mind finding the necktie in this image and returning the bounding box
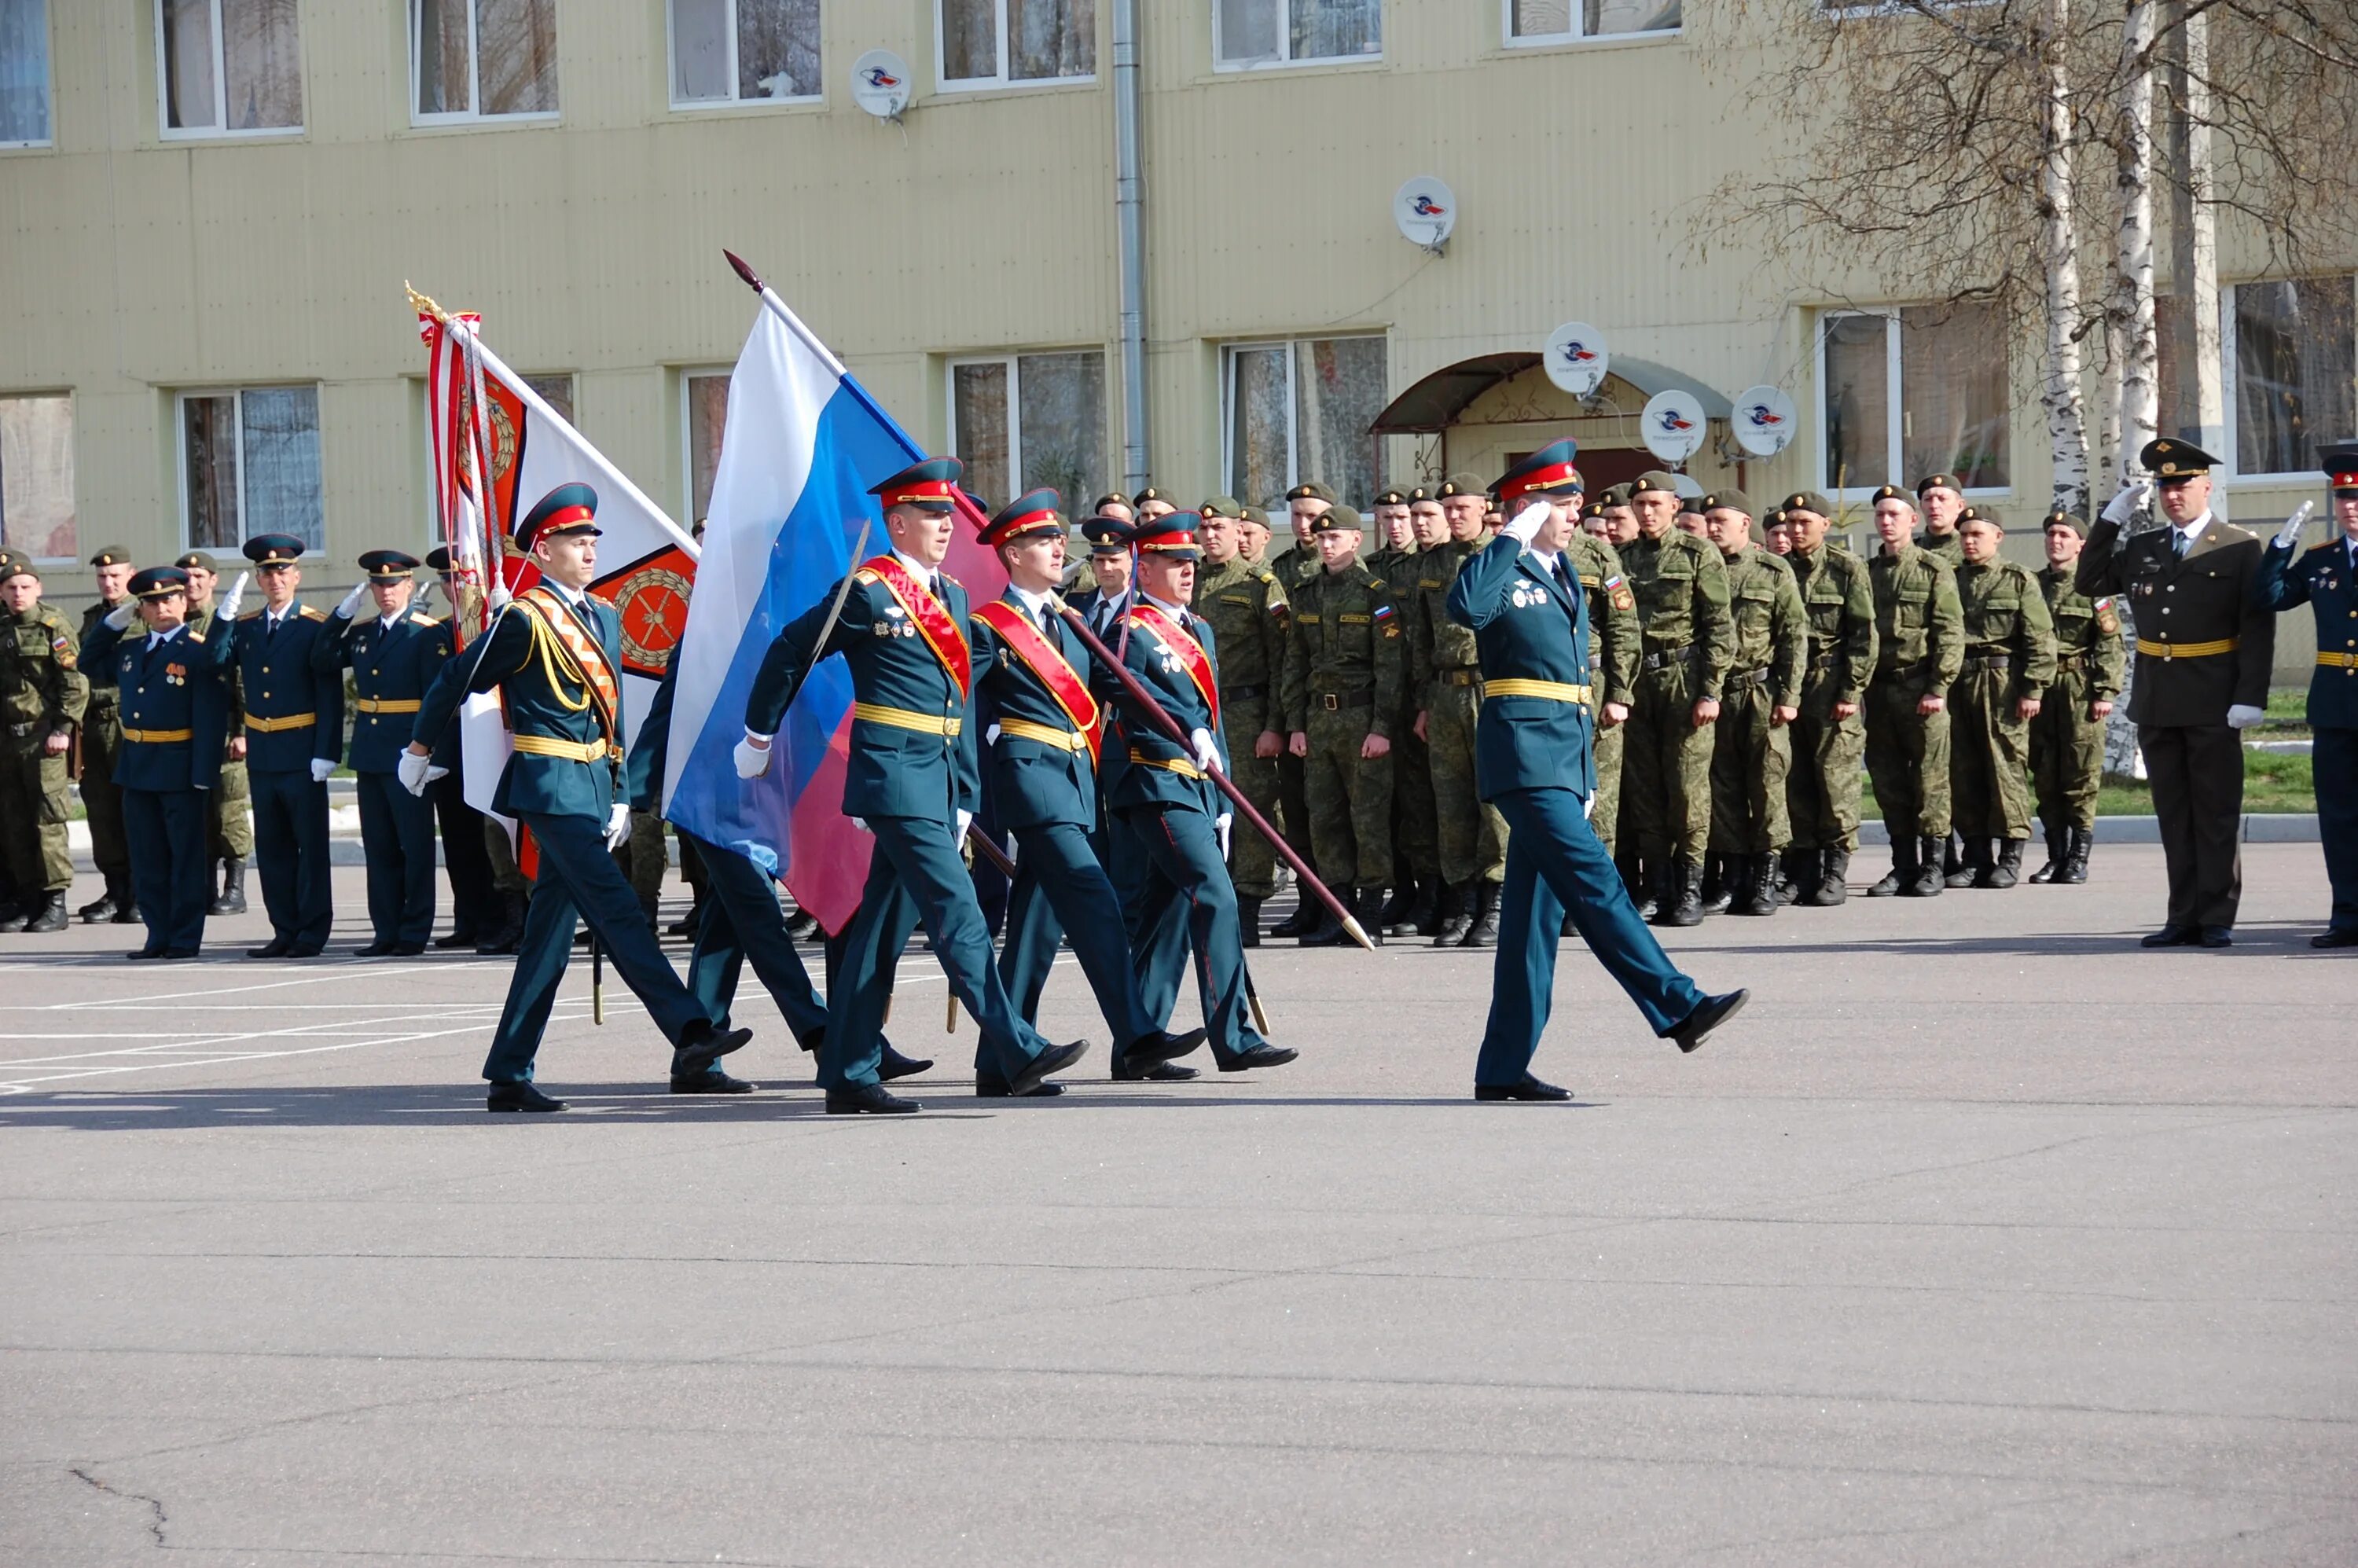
[2172,530,2189,560]
[1553,559,1574,597]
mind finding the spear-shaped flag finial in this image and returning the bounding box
[723,249,766,294]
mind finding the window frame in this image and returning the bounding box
[941,349,1111,512]
[2220,274,2358,485]
[1219,334,1389,508]
[0,0,54,149]
[1213,0,1385,73]
[679,365,733,527]
[1813,307,2011,501]
[934,0,1097,94]
[0,389,76,564]
[1500,0,1680,50]
[666,0,823,112]
[174,384,325,554]
[408,0,560,128]
[153,0,307,142]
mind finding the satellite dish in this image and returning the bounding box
[1673,473,1706,500]
[1732,384,1798,457]
[1641,390,1708,464]
[851,49,913,120]
[1543,321,1610,398]
[1393,177,1456,253]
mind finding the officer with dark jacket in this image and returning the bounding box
[75,545,138,924]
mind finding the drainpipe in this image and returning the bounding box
[1113,0,1148,491]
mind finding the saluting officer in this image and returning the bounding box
[1411,476,1515,946]
[971,490,1205,1088]
[1700,490,1806,916]
[313,550,453,955]
[1449,445,1745,1103]
[210,534,341,957]
[2252,442,2358,947]
[1948,507,2056,889]
[2081,440,2274,946]
[2028,509,2126,885]
[178,551,254,917]
[1188,496,1290,943]
[0,558,86,934]
[738,457,1085,1114]
[76,545,138,924]
[81,567,230,959]
[1863,484,1964,899]
[1779,492,1880,906]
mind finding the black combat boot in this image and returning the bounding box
[2062,824,2092,883]
[0,895,30,933]
[2028,818,2065,883]
[1617,852,1654,920]
[1961,838,1994,888]
[110,874,141,924]
[1774,846,1809,907]
[476,892,527,955]
[637,890,662,932]
[1461,880,1501,948]
[1379,882,1419,938]
[23,890,68,934]
[1657,858,1704,927]
[1298,885,1350,946]
[1432,882,1471,946]
[1730,854,1778,916]
[1356,883,1388,946]
[1698,853,1731,915]
[1269,890,1322,938]
[1237,894,1262,949]
[208,856,247,916]
[1807,847,1849,907]
[76,876,119,923]
[1905,835,1945,897]
[1868,835,1915,897]
[1984,838,2024,890]
[1944,832,1976,889]
[666,890,708,938]
[1409,877,1442,937]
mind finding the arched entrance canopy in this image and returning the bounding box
[1370,353,1734,435]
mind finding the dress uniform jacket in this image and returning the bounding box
[314,606,453,947]
[212,601,343,949]
[81,617,230,954]
[2255,533,2358,938]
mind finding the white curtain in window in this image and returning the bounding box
[1295,337,1386,509]
[942,0,996,81]
[0,0,48,144]
[0,395,75,560]
[1901,302,2010,490]
[738,0,821,98]
[184,396,241,551]
[1822,315,1890,491]
[1229,347,1290,505]
[953,362,1012,514]
[2234,277,2356,477]
[222,0,302,129]
[1290,0,1379,61]
[1016,352,1105,509]
[1586,0,1677,35]
[1010,0,1093,79]
[414,0,470,114]
[239,387,323,550]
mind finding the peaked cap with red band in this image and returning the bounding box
[871,456,964,514]
[979,487,1065,548]
[1129,510,1203,560]
[2320,441,2358,494]
[516,482,601,553]
[1494,439,1585,505]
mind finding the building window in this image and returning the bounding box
[1817,304,2010,495]
[521,373,575,427]
[156,0,303,137]
[1505,0,1680,45]
[1,0,51,146]
[946,351,1107,516]
[670,0,820,108]
[412,0,557,123]
[939,0,1094,90]
[2225,276,2356,480]
[684,370,730,523]
[0,394,74,560]
[179,387,323,553]
[1222,336,1387,510]
[1216,0,1380,69]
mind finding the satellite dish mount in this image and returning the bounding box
[1393,177,1457,257]
[851,49,914,123]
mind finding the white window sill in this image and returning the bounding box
[159,125,306,142]
[667,95,825,115]
[1211,53,1385,76]
[933,74,1098,97]
[0,139,55,153]
[1500,28,1682,53]
[405,112,563,132]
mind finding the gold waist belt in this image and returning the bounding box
[2133,637,2238,660]
[1128,748,1204,779]
[2319,651,2357,669]
[1482,678,1596,705]
[510,734,612,762]
[244,713,317,733]
[853,702,962,737]
[998,718,1086,752]
[355,697,422,714]
[120,727,193,744]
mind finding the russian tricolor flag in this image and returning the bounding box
[660,294,1005,935]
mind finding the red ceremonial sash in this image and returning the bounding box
[974,597,1102,764]
[861,554,972,701]
[519,586,620,741]
[1126,603,1220,728]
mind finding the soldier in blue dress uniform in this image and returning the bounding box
[208,534,341,957]
[80,567,231,959]
[970,490,1206,1091]
[1446,442,1747,1100]
[738,457,1085,1114]
[2254,441,2358,947]
[310,549,452,955]
[409,483,750,1111]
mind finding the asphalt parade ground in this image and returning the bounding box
[2,845,2352,1566]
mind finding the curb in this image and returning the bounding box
[1854,813,2318,846]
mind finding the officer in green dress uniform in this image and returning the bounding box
[0,558,86,934]
[313,550,452,955]
[1188,496,1289,943]
[1948,508,2056,889]
[1700,490,1807,916]
[1863,485,1963,899]
[75,545,138,924]
[177,552,253,916]
[2028,509,2126,884]
[1778,491,1880,906]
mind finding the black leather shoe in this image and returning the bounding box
[670,1070,757,1094]
[1006,1040,1088,1097]
[1475,1074,1570,1102]
[432,928,478,949]
[879,1041,932,1079]
[2312,927,2358,949]
[672,1024,755,1081]
[487,1081,567,1112]
[355,941,396,957]
[2139,925,2196,948]
[247,937,293,960]
[1218,1043,1298,1072]
[825,1082,920,1114]
[2196,926,2234,949]
[160,949,200,960]
[285,943,325,959]
[1664,989,1747,1053]
[388,940,427,957]
[126,947,167,961]
[1119,1026,1207,1067]
[975,1075,1067,1097]
[1113,1059,1200,1081]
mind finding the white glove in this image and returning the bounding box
[2099,482,2151,527]
[734,732,773,779]
[1216,813,1232,859]
[1582,791,1596,821]
[1189,726,1220,774]
[310,758,335,784]
[104,600,136,630]
[849,816,869,834]
[2226,703,2264,730]
[217,571,250,619]
[985,722,1002,745]
[1504,501,1552,545]
[335,582,369,619]
[956,809,974,843]
[395,748,433,797]
[605,802,632,850]
[2274,501,2315,550]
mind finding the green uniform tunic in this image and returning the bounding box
[1568,532,1640,861]
[1787,542,1879,851]
[1710,548,1808,855]
[2030,565,2126,835]
[1949,558,2057,840]
[1618,528,1733,864]
[1280,560,1405,887]
[0,602,88,895]
[1864,543,1965,840]
[1190,554,1290,899]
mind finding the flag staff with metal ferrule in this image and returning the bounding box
[591,934,604,1024]
[1056,606,1374,953]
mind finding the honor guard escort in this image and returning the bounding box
[1409,476,1515,946]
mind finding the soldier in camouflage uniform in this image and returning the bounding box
[1267,481,1335,589]
[0,559,87,933]
[1618,471,1734,927]
[1191,497,1290,942]
[75,544,138,923]
[1566,494,1641,926]
[1863,486,1964,899]
[1948,508,2057,889]
[1779,492,1879,905]
[2028,509,2125,884]
[1367,488,1434,935]
[1238,505,1273,566]
[178,552,253,916]
[1699,490,1805,916]
[1281,505,1405,945]
[1914,473,1968,567]
[1599,483,1640,551]
[1410,477,1511,945]
[1265,482,1337,937]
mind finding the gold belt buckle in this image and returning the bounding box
[1320,694,1340,711]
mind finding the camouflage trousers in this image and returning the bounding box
[1864,676,1952,839]
[2030,665,2106,833]
[1217,701,1284,899]
[1708,673,1793,855]
[0,742,74,892]
[1623,660,1716,862]
[486,817,530,894]
[1950,660,2033,839]
[208,757,253,858]
[1425,680,1506,885]
[1592,708,1626,860]
[1788,672,1866,851]
[79,702,129,878]
[617,810,669,900]
[1302,706,1394,886]
[1391,725,1438,879]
